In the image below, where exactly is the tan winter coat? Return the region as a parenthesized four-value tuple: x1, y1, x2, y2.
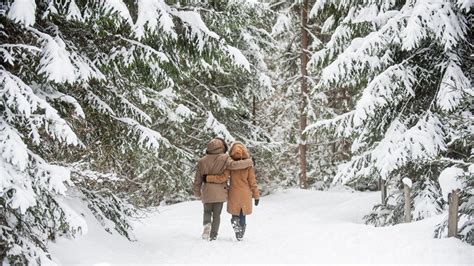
(208, 142, 260, 215)
(193, 138, 253, 204)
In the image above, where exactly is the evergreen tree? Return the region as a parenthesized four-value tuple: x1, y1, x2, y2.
(307, 0, 473, 243)
(262, 0, 353, 189)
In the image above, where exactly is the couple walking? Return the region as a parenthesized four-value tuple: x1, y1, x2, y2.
(193, 138, 260, 241)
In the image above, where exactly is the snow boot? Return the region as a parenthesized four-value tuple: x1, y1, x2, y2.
(209, 232, 217, 241)
(236, 223, 246, 241)
(231, 217, 243, 241)
(202, 223, 211, 240)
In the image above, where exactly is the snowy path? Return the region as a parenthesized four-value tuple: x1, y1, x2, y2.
(49, 189, 473, 264)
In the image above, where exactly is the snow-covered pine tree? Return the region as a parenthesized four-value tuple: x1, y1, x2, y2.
(259, 0, 353, 189)
(252, 1, 302, 189)
(259, 1, 316, 189)
(303, 0, 356, 187)
(306, 0, 473, 242)
(1, 1, 140, 263)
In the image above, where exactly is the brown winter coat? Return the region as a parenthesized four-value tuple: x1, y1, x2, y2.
(207, 142, 260, 215)
(193, 138, 253, 204)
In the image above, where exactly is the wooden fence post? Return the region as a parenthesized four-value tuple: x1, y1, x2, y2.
(448, 189, 459, 237)
(404, 183, 412, 223)
(380, 178, 387, 206)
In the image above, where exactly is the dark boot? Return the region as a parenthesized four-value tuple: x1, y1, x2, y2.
(231, 217, 243, 240)
(209, 232, 217, 241)
(237, 210, 246, 240)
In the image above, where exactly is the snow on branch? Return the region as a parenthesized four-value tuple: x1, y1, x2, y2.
(321, 15, 335, 34)
(372, 112, 446, 179)
(168, 104, 196, 123)
(36, 86, 86, 119)
(70, 161, 120, 182)
(0, 70, 80, 146)
(333, 111, 447, 182)
(148, 87, 176, 113)
(30, 152, 72, 196)
(7, 0, 36, 26)
(205, 111, 234, 143)
(41, 103, 81, 146)
(412, 177, 443, 220)
(31, 28, 105, 83)
(401, 1, 468, 52)
(371, 118, 408, 179)
(98, 0, 133, 26)
(318, 15, 400, 86)
(0, 121, 75, 214)
(55, 195, 88, 236)
(35, 31, 76, 83)
(174, 10, 220, 52)
(1, 70, 37, 117)
(306, 64, 415, 140)
(403, 112, 446, 160)
(0, 120, 29, 171)
(85, 91, 116, 115)
(309, 0, 329, 19)
(118, 95, 152, 124)
(0, 158, 36, 214)
(65, 0, 83, 21)
(436, 54, 472, 112)
(304, 111, 354, 138)
(311, 4, 400, 72)
(118, 36, 169, 63)
(309, 24, 352, 69)
(115, 117, 170, 150)
(271, 13, 291, 37)
(225, 45, 252, 72)
(455, 0, 473, 11)
(352, 5, 379, 24)
(69, 51, 106, 81)
(134, 0, 176, 40)
(352, 64, 415, 128)
(107, 40, 171, 83)
(0, 44, 41, 66)
(332, 152, 372, 184)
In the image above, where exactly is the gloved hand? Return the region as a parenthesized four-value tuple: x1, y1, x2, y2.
(202, 175, 208, 183)
(254, 199, 259, 206)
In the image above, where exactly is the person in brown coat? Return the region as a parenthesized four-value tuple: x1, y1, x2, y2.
(207, 142, 260, 241)
(193, 138, 253, 241)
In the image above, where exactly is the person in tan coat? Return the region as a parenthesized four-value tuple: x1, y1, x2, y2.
(207, 142, 260, 241)
(193, 138, 253, 241)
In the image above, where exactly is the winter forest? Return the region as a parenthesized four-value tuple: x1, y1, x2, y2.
(0, 0, 473, 264)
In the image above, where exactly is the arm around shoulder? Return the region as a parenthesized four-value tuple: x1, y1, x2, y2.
(226, 156, 253, 170)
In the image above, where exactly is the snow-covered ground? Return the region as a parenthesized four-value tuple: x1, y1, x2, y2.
(49, 189, 473, 264)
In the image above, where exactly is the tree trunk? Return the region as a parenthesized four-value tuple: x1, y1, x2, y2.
(448, 190, 459, 237)
(380, 178, 387, 206)
(299, 0, 309, 189)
